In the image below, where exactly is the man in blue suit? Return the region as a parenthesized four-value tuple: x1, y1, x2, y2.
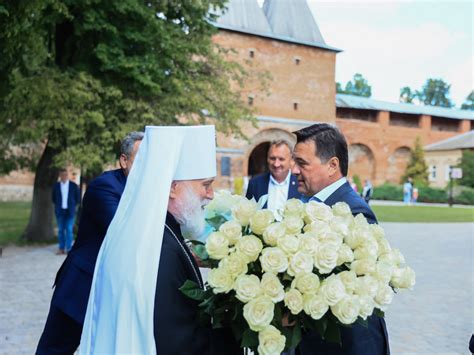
(36, 132, 144, 354)
(246, 140, 302, 218)
(52, 169, 80, 254)
(292, 123, 389, 355)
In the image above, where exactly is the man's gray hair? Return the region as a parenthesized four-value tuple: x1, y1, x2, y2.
(121, 131, 144, 158)
(268, 139, 294, 153)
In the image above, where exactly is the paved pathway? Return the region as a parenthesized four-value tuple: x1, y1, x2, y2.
(0, 223, 473, 354)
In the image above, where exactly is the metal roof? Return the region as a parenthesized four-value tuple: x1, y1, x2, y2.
(212, 0, 341, 52)
(425, 130, 474, 151)
(336, 94, 474, 121)
(263, 0, 326, 45)
(214, 0, 272, 34)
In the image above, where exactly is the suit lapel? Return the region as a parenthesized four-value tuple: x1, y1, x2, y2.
(324, 181, 352, 207)
(288, 175, 299, 199)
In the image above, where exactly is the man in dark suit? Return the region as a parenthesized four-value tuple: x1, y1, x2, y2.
(292, 123, 389, 355)
(246, 140, 302, 217)
(36, 131, 143, 354)
(52, 169, 80, 254)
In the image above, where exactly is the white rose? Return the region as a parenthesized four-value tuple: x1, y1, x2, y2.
(258, 325, 286, 355)
(357, 294, 375, 320)
(331, 296, 360, 325)
(351, 259, 376, 276)
(243, 295, 275, 331)
(371, 261, 395, 283)
(282, 215, 304, 235)
(218, 252, 248, 277)
(304, 201, 334, 223)
(288, 251, 314, 276)
(232, 198, 258, 226)
(317, 230, 343, 247)
(354, 275, 379, 298)
(319, 274, 346, 306)
(260, 272, 285, 302)
(234, 274, 261, 303)
(208, 266, 234, 294)
(390, 266, 416, 289)
(374, 283, 394, 310)
(284, 288, 304, 315)
(219, 220, 242, 245)
(298, 232, 319, 255)
(262, 222, 286, 247)
(338, 270, 358, 294)
(284, 198, 304, 218)
(303, 293, 329, 320)
(376, 237, 392, 256)
(205, 190, 240, 215)
(236, 235, 263, 262)
(250, 210, 275, 235)
(314, 242, 339, 274)
(370, 224, 385, 241)
(332, 202, 352, 217)
(353, 239, 379, 262)
(379, 248, 405, 267)
(304, 220, 330, 235)
(329, 216, 350, 238)
(277, 234, 300, 256)
(260, 247, 289, 274)
(337, 243, 354, 266)
(292, 272, 320, 295)
(205, 232, 229, 260)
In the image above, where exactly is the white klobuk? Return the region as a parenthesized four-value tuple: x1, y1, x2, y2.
(79, 125, 216, 354)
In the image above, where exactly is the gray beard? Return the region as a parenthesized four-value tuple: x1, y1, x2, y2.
(174, 187, 208, 240)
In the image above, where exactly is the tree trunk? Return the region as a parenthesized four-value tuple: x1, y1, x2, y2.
(22, 143, 60, 242)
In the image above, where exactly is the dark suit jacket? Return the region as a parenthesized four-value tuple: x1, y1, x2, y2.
(52, 180, 80, 218)
(245, 172, 302, 207)
(299, 181, 389, 355)
(52, 169, 126, 324)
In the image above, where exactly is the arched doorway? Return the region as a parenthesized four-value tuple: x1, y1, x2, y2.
(348, 143, 376, 182)
(387, 147, 411, 184)
(248, 142, 270, 177)
(246, 129, 296, 178)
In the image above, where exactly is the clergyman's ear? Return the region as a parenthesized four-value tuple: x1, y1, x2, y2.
(169, 181, 178, 199)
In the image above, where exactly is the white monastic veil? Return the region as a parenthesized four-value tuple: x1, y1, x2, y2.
(79, 125, 216, 354)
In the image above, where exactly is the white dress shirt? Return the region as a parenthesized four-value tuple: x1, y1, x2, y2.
(60, 180, 69, 209)
(267, 171, 291, 218)
(312, 177, 347, 202)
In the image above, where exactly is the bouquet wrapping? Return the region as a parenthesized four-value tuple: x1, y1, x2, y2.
(181, 191, 415, 355)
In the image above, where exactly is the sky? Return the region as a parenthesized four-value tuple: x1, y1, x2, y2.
(305, 0, 473, 108)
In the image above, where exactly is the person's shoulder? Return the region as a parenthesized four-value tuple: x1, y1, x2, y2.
(89, 169, 124, 189)
(249, 172, 269, 184)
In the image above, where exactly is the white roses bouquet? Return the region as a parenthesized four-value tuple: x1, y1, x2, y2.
(180, 191, 415, 355)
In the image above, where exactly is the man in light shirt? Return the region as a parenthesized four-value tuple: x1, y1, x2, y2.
(245, 140, 302, 218)
(292, 123, 389, 355)
(52, 169, 80, 254)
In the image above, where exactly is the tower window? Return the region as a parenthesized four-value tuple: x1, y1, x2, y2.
(248, 96, 254, 106)
(249, 49, 255, 58)
(293, 102, 298, 111)
(294, 57, 301, 65)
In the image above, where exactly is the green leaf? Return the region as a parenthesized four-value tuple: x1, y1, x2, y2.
(374, 308, 385, 318)
(179, 280, 205, 301)
(241, 328, 259, 348)
(314, 317, 327, 338)
(356, 317, 369, 328)
(289, 322, 302, 349)
(324, 319, 342, 345)
(206, 215, 228, 231)
(193, 244, 209, 261)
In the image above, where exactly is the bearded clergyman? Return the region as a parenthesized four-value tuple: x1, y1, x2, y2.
(79, 125, 238, 354)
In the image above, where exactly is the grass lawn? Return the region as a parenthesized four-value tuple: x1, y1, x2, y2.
(372, 205, 474, 223)
(0, 201, 32, 245)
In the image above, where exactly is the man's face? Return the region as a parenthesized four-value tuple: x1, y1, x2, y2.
(291, 140, 333, 196)
(59, 171, 68, 182)
(171, 178, 215, 237)
(267, 144, 293, 183)
(119, 140, 141, 176)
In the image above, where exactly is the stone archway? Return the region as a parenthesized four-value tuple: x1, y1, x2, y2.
(347, 143, 376, 182)
(246, 129, 296, 177)
(387, 146, 411, 184)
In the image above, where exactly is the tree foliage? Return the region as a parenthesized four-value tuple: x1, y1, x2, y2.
(0, 0, 256, 241)
(458, 150, 474, 188)
(336, 73, 371, 98)
(399, 78, 454, 108)
(460, 91, 474, 111)
(401, 137, 429, 186)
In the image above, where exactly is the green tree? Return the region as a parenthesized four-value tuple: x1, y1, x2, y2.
(458, 150, 474, 187)
(401, 137, 429, 186)
(0, 0, 255, 242)
(399, 86, 416, 103)
(399, 78, 454, 107)
(460, 91, 474, 110)
(336, 73, 371, 97)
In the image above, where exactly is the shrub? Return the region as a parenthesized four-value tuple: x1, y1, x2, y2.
(372, 183, 403, 201)
(454, 188, 474, 205)
(417, 186, 448, 203)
